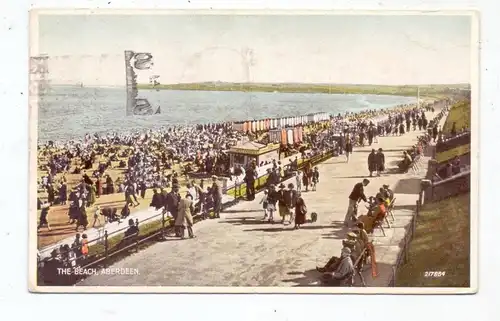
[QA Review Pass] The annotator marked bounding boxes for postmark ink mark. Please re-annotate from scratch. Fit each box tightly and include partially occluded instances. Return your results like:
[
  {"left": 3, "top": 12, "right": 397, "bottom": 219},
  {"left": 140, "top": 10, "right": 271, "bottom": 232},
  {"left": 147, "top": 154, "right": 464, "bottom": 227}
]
[{"left": 124, "top": 50, "right": 160, "bottom": 116}]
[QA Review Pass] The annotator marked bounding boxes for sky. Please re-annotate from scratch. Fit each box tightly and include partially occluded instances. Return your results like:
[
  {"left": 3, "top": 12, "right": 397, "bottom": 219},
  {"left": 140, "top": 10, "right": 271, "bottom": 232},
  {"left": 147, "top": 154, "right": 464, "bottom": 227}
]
[{"left": 35, "top": 13, "right": 473, "bottom": 86}]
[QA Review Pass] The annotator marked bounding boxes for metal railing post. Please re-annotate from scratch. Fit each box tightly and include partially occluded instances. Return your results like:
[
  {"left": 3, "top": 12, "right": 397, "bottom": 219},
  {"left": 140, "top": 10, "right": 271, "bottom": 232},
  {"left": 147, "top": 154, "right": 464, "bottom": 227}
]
[
  {"left": 135, "top": 218, "right": 140, "bottom": 252},
  {"left": 161, "top": 209, "right": 165, "bottom": 239},
  {"left": 104, "top": 230, "right": 108, "bottom": 268}
]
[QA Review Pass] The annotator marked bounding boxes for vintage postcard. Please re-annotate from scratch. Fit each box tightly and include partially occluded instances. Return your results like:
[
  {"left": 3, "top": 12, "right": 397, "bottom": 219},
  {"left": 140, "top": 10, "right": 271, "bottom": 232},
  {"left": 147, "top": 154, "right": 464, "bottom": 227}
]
[{"left": 29, "top": 9, "right": 479, "bottom": 293}]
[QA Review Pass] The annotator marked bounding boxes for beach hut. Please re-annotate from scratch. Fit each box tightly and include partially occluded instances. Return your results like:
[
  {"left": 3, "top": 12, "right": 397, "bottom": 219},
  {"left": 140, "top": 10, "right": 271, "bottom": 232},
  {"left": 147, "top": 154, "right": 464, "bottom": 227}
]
[
  {"left": 259, "top": 120, "right": 264, "bottom": 131},
  {"left": 265, "top": 119, "right": 270, "bottom": 130},
  {"left": 251, "top": 121, "right": 256, "bottom": 132},
  {"left": 287, "top": 129, "right": 294, "bottom": 145},
  {"left": 243, "top": 121, "right": 249, "bottom": 133},
  {"left": 293, "top": 127, "right": 299, "bottom": 144},
  {"left": 232, "top": 122, "right": 244, "bottom": 132},
  {"left": 280, "top": 129, "right": 287, "bottom": 145},
  {"left": 298, "top": 126, "right": 303, "bottom": 142},
  {"left": 269, "top": 129, "right": 280, "bottom": 143}
]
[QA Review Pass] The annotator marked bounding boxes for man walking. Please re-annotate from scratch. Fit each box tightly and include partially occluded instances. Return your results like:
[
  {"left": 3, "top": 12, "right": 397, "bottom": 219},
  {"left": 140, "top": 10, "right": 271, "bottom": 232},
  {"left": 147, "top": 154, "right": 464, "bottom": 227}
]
[
  {"left": 376, "top": 148, "right": 385, "bottom": 176},
  {"left": 211, "top": 175, "right": 223, "bottom": 218},
  {"left": 368, "top": 149, "right": 377, "bottom": 177},
  {"left": 175, "top": 194, "right": 196, "bottom": 239},
  {"left": 344, "top": 179, "right": 369, "bottom": 227}
]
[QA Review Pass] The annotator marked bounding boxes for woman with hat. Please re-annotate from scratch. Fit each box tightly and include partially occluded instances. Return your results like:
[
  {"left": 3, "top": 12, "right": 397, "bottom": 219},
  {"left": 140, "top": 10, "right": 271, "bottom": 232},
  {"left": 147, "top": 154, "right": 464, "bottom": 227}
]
[
  {"left": 294, "top": 191, "right": 307, "bottom": 229},
  {"left": 277, "top": 183, "right": 290, "bottom": 223},
  {"left": 267, "top": 184, "right": 283, "bottom": 223},
  {"left": 318, "top": 246, "right": 355, "bottom": 286},
  {"left": 357, "top": 197, "right": 387, "bottom": 233}
]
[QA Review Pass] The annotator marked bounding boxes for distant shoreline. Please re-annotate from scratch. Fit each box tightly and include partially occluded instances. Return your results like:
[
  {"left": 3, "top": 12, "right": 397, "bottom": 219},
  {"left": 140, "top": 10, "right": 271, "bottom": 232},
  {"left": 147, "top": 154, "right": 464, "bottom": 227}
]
[{"left": 137, "top": 82, "right": 468, "bottom": 98}]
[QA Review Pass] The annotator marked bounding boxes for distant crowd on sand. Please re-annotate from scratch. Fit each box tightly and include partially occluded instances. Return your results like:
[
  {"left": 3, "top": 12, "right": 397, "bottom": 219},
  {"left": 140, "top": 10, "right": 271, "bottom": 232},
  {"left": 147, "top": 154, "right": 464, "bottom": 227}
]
[{"left": 36, "top": 99, "right": 446, "bottom": 242}]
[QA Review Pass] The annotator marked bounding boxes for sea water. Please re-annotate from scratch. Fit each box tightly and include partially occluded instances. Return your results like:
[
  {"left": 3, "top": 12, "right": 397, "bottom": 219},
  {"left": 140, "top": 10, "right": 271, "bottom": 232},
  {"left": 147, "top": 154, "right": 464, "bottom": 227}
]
[{"left": 37, "top": 86, "right": 416, "bottom": 142}]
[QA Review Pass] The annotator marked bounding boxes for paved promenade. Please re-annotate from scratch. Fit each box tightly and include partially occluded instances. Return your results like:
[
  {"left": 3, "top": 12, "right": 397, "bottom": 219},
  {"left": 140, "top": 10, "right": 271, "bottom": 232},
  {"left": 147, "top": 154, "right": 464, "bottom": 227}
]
[{"left": 79, "top": 114, "right": 435, "bottom": 287}]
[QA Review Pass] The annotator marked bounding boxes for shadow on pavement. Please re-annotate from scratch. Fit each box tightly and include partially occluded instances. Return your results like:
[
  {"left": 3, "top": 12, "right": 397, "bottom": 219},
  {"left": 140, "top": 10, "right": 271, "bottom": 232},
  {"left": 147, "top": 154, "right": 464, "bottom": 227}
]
[
  {"left": 393, "top": 178, "right": 422, "bottom": 194},
  {"left": 243, "top": 224, "right": 333, "bottom": 233},
  {"left": 222, "top": 209, "right": 263, "bottom": 214},
  {"left": 321, "top": 227, "right": 349, "bottom": 239},
  {"left": 331, "top": 175, "right": 370, "bottom": 179},
  {"left": 282, "top": 269, "right": 321, "bottom": 286},
  {"left": 221, "top": 217, "right": 270, "bottom": 226}
]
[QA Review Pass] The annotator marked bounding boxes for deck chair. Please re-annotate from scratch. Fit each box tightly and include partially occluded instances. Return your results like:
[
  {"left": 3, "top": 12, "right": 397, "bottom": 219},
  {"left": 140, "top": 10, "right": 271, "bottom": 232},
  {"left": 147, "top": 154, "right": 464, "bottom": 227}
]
[
  {"left": 372, "top": 212, "right": 391, "bottom": 236},
  {"left": 387, "top": 197, "right": 396, "bottom": 222}
]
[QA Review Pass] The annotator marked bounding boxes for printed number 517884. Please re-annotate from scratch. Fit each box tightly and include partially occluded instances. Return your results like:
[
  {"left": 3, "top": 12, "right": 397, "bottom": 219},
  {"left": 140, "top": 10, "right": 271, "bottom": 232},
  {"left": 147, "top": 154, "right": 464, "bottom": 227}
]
[{"left": 424, "top": 271, "right": 446, "bottom": 277}]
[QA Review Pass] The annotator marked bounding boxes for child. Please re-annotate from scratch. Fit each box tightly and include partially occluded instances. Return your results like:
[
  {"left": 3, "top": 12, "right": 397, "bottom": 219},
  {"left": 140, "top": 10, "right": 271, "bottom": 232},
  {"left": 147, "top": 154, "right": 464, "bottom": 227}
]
[
  {"left": 260, "top": 190, "right": 269, "bottom": 219},
  {"left": 312, "top": 167, "right": 320, "bottom": 191},
  {"left": 92, "top": 205, "right": 101, "bottom": 228},
  {"left": 81, "top": 234, "right": 89, "bottom": 260}
]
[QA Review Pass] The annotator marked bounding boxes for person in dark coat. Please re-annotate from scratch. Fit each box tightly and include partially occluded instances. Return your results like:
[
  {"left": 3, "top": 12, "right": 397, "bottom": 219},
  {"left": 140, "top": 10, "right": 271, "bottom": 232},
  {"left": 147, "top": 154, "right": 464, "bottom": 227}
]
[
  {"left": 47, "top": 183, "right": 55, "bottom": 205},
  {"left": 375, "top": 148, "right": 385, "bottom": 176},
  {"left": 59, "top": 182, "right": 67, "bottom": 205},
  {"left": 76, "top": 198, "right": 88, "bottom": 231},
  {"left": 368, "top": 149, "right": 377, "bottom": 177},
  {"left": 106, "top": 175, "right": 114, "bottom": 194},
  {"left": 244, "top": 163, "right": 257, "bottom": 201},
  {"left": 37, "top": 202, "right": 51, "bottom": 231},
  {"left": 345, "top": 135, "right": 353, "bottom": 163},
  {"left": 294, "top": 192, "right": 307, "bottom": 229},
  {"left": 302, "top": 168, "right": 310, "bottom": 192},
  {"left": 367, "top": 126, "right": 374, "bottom": 146},
  {"left": 432, "top": 125, "right": 438, "bottom": 142},
  {"left": 165, "top": 185, "right": 181, "bottom": 233},
  {"left": 96, "top": 177, "right": 102, "bottom": 198},
  {"left": 150, "top": 189, "right": 163, "bottom": 210},
  {"left": 211, "top": 176, "right": 223, "bottom": 218},
  {"left": 82, "top": 172, "right": 93, "bottom": 185}
]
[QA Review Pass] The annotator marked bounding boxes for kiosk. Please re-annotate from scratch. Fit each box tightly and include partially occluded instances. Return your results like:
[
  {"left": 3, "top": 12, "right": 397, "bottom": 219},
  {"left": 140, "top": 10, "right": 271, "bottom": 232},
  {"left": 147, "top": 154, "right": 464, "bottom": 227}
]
[{"left": 228, "top": 141, "right": 280, "bottom": 168}]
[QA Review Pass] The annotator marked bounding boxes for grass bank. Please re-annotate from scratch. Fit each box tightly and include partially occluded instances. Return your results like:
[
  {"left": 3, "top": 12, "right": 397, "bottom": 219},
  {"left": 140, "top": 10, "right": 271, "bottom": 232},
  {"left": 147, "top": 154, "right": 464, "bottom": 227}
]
[
  {"left": 395, "top": 193, "right": 470, "bottom": 287},
  {"left": 138, "top": 82, "right": 467, "bottom": 98},
  {"left": 442, "top": 100, "right": 471, "bottom": 134},
  {"left": 435, "top": 99, "right": 471, "bottom": 163}
]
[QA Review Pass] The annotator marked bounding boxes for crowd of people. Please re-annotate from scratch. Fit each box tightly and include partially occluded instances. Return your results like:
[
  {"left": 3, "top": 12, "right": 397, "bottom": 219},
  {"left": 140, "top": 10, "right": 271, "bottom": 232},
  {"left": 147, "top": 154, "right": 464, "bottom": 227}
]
[{"left": 37, "top": 96, "right": 455, "bottom": 286}]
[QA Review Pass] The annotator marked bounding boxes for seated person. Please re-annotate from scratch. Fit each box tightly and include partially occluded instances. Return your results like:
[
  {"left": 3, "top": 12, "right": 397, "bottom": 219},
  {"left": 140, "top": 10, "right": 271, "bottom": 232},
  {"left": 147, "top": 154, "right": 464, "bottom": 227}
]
[
  {"left": 102, "top": 207, "right": 121, "bottom": 223},
  {"left": 318, "top": 247, "right": 355, "bottom": 287},
  {"left": 376, "top": 188, "right": 391, "bottom": 207},
  {"left": 451, "top": 157, "right": 461, "bottom": 176},
  {"left": 357, "top": 197, "right": 387, "bottom": 233},
  {"left": 398, "top": 151, "right": 413, "bottom": 172},
  {"left": 382, "top": 184, "right": 394, "bottom": 201},
  {"left": 119, "top": 219, "right": 139, "bottom": 249},
  {"left": 120, "top": 204, "right": 131, "bottom": 219},
  {"left": 353, "top": 222, "right": 371, "bottom": 264},
  {"left": 345, "top": 232, "right": 363, "bottom": 263},
  {"left": 149, "top": 189, "right": 163, "bottom": 210}
]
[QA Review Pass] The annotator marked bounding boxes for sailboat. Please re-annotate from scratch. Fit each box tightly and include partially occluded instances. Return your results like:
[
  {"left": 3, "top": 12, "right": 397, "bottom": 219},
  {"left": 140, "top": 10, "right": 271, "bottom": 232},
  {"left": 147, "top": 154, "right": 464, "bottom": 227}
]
[{"left": 155, "top": 106, "right": 161, "bottom": 114}]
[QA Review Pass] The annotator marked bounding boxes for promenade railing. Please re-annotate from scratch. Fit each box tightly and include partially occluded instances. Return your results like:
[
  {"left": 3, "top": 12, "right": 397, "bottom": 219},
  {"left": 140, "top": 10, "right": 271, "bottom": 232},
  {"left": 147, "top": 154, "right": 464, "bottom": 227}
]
[{"left": 388, "top": 199, "right": 421, "bottom": 287}]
